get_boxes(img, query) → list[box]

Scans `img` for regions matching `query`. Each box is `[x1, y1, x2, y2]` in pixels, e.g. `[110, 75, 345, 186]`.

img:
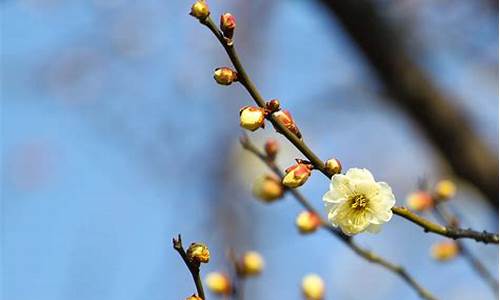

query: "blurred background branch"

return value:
[319, 0, 499, 209]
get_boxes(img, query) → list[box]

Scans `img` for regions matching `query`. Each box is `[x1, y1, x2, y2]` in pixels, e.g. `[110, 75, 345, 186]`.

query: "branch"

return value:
[392, 207, 499, 244]
[172, 234, 206, 299]
[240, 136, 436, 300]
[199, 15, 499, 245]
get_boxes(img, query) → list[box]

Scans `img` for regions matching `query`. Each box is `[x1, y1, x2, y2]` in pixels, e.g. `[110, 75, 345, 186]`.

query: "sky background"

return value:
[1, 0, 499, 299]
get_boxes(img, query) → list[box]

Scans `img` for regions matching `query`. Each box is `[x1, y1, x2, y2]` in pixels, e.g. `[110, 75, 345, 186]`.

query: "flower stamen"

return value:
[350, 194, 368, 210]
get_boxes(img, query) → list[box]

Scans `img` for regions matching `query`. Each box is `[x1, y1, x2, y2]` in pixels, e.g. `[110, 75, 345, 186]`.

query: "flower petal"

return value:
[366, 223, 382, 233]
[345, 168, 375, 183]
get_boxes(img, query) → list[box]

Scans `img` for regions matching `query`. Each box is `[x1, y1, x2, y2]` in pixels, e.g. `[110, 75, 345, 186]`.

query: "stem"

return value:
[173, 234, 206, 299]
[199, 15, 499, 245]
[240, 137, 436, 300]
[432, 205, 499, 296]
[392, 207, 499, 244]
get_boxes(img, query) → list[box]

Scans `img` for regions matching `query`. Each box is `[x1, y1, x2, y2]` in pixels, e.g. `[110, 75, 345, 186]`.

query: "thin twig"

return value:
[240, 136, 436, 300]
[173, 234, 206, 299]
[432, 204, 499, 297]
[199, 15, 499, 245]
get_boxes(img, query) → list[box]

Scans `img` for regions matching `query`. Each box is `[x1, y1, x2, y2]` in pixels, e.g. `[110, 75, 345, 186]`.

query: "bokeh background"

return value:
[2, 0, 499, 299]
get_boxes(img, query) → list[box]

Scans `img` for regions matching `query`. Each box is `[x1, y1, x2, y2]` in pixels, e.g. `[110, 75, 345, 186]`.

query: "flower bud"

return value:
[302, 274, 325, 300]
[252, 175, 284, 202]
[205, 272, 232, 295]
[324, 158, 342, 176]
[220, 13, 236, 41]
[186, 295, 203, 300]
[406, 191, 433, 212]
[435, 179, 456, 200]
[190, 0, 210, 20]
[239, 251, 264, 276]
[273, 110, 302, 139]
[266, 99, 280, 112]
[240, 106, 265, 131]
[296, 211, 321, 234]
[282, 163, 312, 188]
[214, 67, 237, 85]
[264, 138, 279, 160]
[186, 243, 210, 264]
[431, 241, 459, 261]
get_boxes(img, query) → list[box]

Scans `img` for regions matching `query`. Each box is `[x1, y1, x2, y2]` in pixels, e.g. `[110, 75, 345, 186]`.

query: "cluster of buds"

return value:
[252, 174, 284, 203]
[296, 211, 321, 234]
[186, 242, 210, 265]
[220, 13, 236, 44]
[324, 158, 342, 176]
[434, 179, 456, 201]
[272, 109, 302, 139]
[430, 241, 459, 261]
[282, 161, 313, 188]
[302, 274, 325, 300]
[240, 106, 266, 131]
[213, 67, 237, 85]
[264, 138, 279, 160]
[236, 251, 265, 277]
[190, 0, 210, 21]
[205, 272, 232, 295]
[406, 191, 434, 212]
[185, 295, 202, 300]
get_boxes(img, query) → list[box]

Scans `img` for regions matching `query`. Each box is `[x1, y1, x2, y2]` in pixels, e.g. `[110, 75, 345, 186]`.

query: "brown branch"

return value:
[198, 14, 499, 245]
[392, 207, 499, 244]
[318, 0, 499, 209]
[240, 136, 436, 300]
[172, 234, 206, 299]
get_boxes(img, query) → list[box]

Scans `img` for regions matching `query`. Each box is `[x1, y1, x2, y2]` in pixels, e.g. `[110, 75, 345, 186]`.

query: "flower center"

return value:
[350, 194, 368, 210]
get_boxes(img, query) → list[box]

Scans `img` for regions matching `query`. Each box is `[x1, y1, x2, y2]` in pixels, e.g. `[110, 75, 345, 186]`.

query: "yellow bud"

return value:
[186, 243, 210, 264]
[282, 163, 312, 188]
[296, 211, 321, 234]
[324, 158, 342, 176]
[214, 67, 237, 85]
[302, 274, 325, 300]
[205, 272, 231, 295]
[406, 191, 433, 212]
[239, 106, 265, 131]
[190, 0, 210, 20]
[431, 241, 459, 261]
[435, 180, 456, 200]
[240, 251, 264, 276]
[252, 175, 284, 202]
[186, 295, 203, 300]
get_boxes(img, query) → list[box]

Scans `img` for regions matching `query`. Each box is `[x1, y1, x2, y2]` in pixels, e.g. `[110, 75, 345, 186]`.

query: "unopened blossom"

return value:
[239, 106, 265, 131]
[322, 168, 395, 235]
[186, 295, 202, 300]
[264, 138, 279, 159]
[252, 175, 284, 202]
[239, 251, 264, 276]
[296, 211, 321, 234]
[302, 274, 325, 300]
[186, 243, 210, 264]
[435, 179, 456, 200]
[214, 67, 237, 85]
[220, 13, 236, 40]
[324, 158, 342, 176]
[282, 163, 312, 188]
[190, 0, 210, 20]
[406, 191, 433, 212]
[273, 109, 302, 139]
[431, 241, 459, 261]
[205, 272, 231, 295]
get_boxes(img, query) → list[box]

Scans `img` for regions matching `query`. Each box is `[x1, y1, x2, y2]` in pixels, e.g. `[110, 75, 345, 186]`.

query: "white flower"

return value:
[322, 168, 395, 235]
